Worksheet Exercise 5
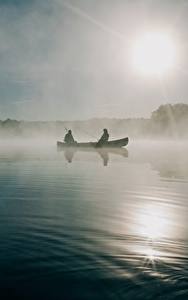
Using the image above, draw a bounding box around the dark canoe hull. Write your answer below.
[57,137,129,149]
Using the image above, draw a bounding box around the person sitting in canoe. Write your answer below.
[96,128,109,147]
[64,130,76,145]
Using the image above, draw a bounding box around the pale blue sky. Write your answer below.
[0,0,188,120]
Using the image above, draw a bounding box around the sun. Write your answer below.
[132,32,176,75]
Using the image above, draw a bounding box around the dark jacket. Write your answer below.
[99,131,109,143]
[64,132,75,144]
[97,130,109,147]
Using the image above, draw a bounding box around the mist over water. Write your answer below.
[0,140,188,299]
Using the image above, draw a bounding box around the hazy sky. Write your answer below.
[0,0,188,120]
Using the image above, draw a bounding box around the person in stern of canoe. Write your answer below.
[64,130,76,145]
[96,128,109,147]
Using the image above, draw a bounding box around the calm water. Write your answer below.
[0,140,188,300]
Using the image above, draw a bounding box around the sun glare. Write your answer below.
[132,32,176,75]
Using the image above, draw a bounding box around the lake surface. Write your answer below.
[0,140,188,299]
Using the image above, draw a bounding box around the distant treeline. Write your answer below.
[0,103,188,139]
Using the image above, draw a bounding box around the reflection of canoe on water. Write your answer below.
[61,147,128,166]
[71,147,129,157]
[61,147,128,157]
[57,137,129,149]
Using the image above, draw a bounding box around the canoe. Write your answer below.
[57,137,129,149]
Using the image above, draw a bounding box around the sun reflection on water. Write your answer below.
[137,203,171,240]
[144,247,158,262]
[130,199,175,265]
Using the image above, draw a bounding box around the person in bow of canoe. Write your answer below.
[64,129,76,144]
[96,128,109,147]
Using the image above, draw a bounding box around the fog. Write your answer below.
[1,0,188,121]
[0,1,188,173]
[0,137,188,182]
